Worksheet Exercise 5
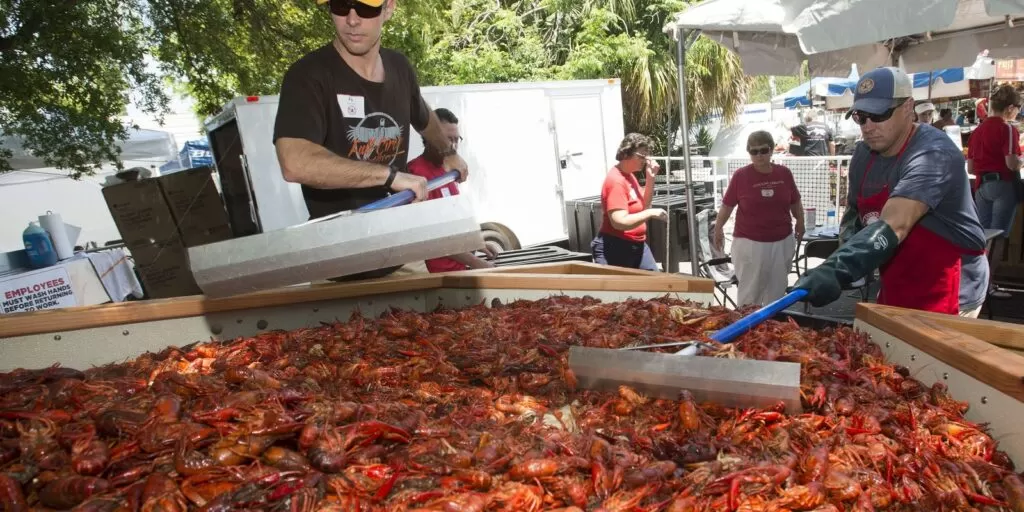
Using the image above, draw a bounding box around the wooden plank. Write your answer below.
[448,262,678,278]
[0,263,711,338]
[463,262,579,275]
[856,303,1024,403]
[441,272,715,293]
[914,313,1024,352]
[0,274,444,339]
[566,263,666,277]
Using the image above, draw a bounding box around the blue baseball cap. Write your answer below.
[846,67,914,118]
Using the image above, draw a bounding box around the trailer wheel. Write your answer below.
[481,229,513,254]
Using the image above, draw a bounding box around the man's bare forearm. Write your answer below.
[276,137,389,189]
[880,196,930,242]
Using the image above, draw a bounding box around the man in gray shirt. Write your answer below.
[793,67,989,316]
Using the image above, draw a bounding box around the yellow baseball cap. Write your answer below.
[316,0,384,6]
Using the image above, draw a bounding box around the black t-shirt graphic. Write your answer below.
[273,44,431,219]
[790,122,834,156]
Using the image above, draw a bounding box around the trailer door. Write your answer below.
[549,93,614,203]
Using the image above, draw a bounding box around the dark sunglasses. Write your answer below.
[849,99,908,126]
[329,0,384,18]
[748,147,771,156]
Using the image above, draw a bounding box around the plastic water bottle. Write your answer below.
[826,210,837,230]
[23,222,58,268]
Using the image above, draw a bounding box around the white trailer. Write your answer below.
[202,79,625,251]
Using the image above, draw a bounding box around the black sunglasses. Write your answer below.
[850,99,908,126]
[748,147,771,156]
[329,0,384,18]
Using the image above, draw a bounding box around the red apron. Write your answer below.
[857,127,983,315]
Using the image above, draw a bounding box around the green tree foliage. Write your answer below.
[2,0,754,175]
[0,0,168,177]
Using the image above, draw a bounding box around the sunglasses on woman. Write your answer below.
[329,0,384,18]
[748,147,771,156]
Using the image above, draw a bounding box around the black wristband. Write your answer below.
[383,165,399,189]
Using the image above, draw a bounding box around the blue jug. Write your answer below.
[23,222,58,268]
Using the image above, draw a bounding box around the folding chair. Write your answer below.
[694,209,738,308]
[983,229,1007,319]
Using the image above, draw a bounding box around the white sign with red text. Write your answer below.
[1,267,76,314]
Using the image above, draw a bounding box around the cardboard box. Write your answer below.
[102,180,180,247]
[102,167,234,250]
[130,239,202,299]
[158,167,233,247]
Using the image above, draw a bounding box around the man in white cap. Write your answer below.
[793,67,990,317]
[915,102,936,124]
[272,0,471,279]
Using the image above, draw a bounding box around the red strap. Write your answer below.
[860,125,918,198]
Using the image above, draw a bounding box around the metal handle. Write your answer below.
[708,289,809,344]
[355,170,461,213]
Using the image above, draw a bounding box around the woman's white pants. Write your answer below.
[732,235,795,308]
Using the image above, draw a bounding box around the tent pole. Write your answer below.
[676,28,700,277]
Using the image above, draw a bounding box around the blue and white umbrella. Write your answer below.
[910,56,996,99]
[770,66,860,110]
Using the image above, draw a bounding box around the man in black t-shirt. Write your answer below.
[789,110,835,156]
[273,0,469,222]
[272,0,471,279]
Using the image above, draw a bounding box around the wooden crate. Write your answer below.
[0,262,715,372]
[3,265,1023,466]
[856,303,1024,465]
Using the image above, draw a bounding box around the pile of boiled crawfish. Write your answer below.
[1,296,1022,511]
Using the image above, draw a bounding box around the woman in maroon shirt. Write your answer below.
[714,131,805,306]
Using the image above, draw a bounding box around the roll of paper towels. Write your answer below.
[39,211,74,260]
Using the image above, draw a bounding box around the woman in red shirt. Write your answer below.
[591,133,668,270]
[967,85,1021,297]
[714,131,805,306]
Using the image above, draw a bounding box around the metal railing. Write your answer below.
[653,155,852,225]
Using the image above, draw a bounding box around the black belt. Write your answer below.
[980,172,1004,183]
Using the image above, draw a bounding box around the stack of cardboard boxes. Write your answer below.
[102,167,233,299]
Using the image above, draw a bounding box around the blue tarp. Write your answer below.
[159,139,213,174]
[911,67,966,88]
[774,76,859,109]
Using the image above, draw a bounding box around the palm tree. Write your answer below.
[532,0,749,151]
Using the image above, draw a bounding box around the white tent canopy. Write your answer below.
[668,0,1024,76]
[1,127,178,171]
